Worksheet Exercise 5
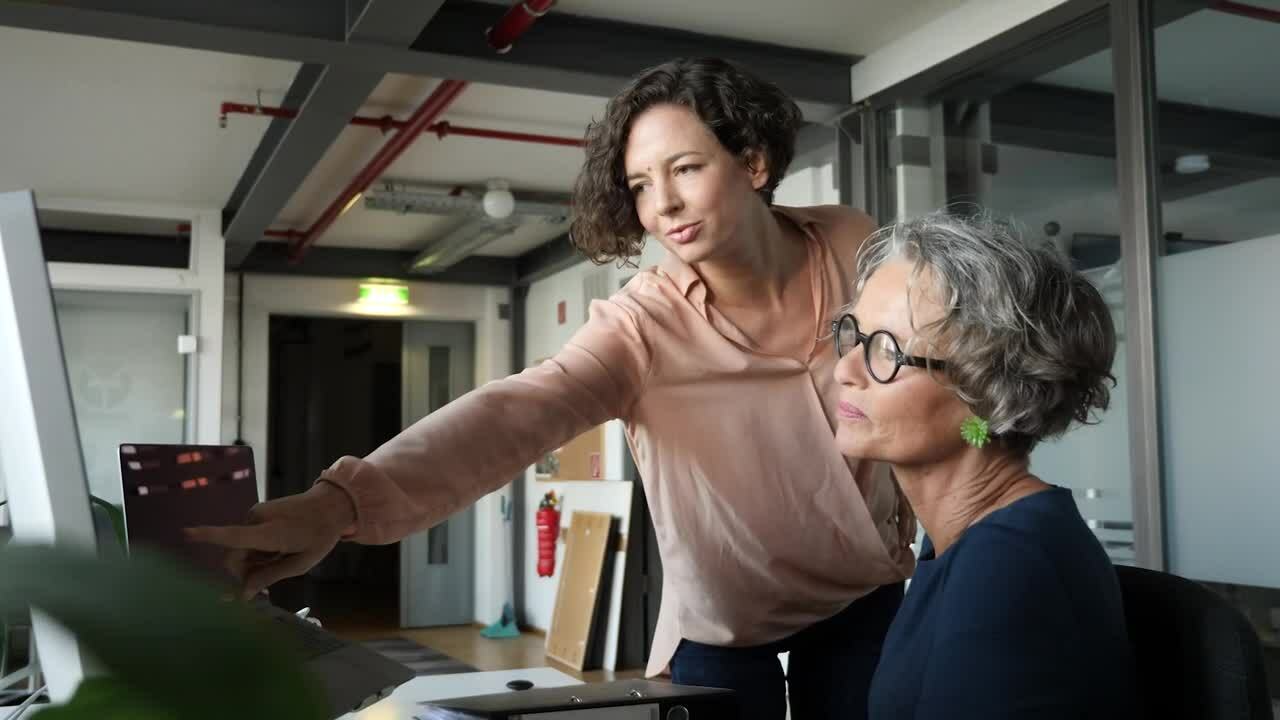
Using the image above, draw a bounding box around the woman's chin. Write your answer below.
[835,426,875,460]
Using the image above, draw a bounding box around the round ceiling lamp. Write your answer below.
[483,179,516,219]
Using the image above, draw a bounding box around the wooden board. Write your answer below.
[527,356,605,482]
[551,424,605,480]
[553,481,633,670]
[545,510,613,670]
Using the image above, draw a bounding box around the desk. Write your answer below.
[344,667,582,719]
[0,668,582,719]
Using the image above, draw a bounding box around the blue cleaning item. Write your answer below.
[481,496,521,639]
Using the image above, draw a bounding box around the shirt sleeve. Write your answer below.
[316,288,653,544]
[915,527,1085,719]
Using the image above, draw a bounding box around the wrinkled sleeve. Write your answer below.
[318,291,652,544]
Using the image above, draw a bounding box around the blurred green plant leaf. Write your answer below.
[87,496,126,548]
[28,677,175,720]
[0,544,327,720]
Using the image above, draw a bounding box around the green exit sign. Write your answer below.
[358,283,409,305]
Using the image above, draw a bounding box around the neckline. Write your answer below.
[917,486,1069,563]
[697,207,830,363]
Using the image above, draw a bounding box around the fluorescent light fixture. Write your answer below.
[340,191,364,217]
[409,219,519,273]
[358,282,409,306]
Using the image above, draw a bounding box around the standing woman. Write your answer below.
[190,57,914,720]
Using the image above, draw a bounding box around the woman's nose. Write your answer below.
[656,182,683,216]
[834,345,870,389]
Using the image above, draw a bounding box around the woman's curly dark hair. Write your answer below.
[569,57,803,264]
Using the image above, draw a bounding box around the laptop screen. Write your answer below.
[118,443,258,588]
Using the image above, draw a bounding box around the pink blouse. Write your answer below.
[319,204,916,677]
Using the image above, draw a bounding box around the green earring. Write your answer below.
[960,416,991,449]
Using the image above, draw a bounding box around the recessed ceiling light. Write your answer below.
[1175,154,1211,174]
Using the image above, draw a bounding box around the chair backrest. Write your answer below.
[1116,565,1272,720]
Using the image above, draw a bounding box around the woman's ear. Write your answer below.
[743,149,771,192]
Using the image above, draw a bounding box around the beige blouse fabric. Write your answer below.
[318,204,916,677]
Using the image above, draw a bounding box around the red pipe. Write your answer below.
[288,79,468,261]
[273,1,554,259]
[218,102,583,147]
[1211,1,1280,23]
[429,121,583,147]
[486,0,555,52]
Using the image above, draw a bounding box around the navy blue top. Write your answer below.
[868,487,1138,719]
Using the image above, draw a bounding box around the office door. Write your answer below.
[399,320,476,627]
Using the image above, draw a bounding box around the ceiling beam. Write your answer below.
[221,0,448,267]
[237,243,515,286]
[1159,167,1273,203]
[990,82,1280,200]
[0,1,857,122]
[0,0,357,60]
[410,2,857,122]
[39,229,190,269]
[221,63,323,267]
[515,234,586,287]
[883,0,1204,107]
[0,0,347,42]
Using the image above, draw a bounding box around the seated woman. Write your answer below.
[832,211,1139,718]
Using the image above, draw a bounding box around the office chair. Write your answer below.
[1116,565,1272,720]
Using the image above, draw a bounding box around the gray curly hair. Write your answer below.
[852,210,1117,455]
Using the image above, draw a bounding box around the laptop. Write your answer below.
[116,442,415,717]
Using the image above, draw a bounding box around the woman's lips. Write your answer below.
[667,222,702,245]
[839,401,867,421]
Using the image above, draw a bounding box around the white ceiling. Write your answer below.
[1041,7,1280,118]
[272,75,601,254]
[0,27,299,207]
[0,0,975,259]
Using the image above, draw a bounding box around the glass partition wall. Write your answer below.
[863,0,1280,702]
[870,9,1139,564]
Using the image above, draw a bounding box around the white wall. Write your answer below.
[54,291,189,507]
[774,161,840,208]
[41,198,225,446]
[221,272,512,624]
[849,0,1073,102]
[1160,233,1280,587]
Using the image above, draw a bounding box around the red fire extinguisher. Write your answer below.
[536,491,560,577]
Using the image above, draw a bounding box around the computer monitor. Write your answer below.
[0,190,101,703]
[118,443,260,590]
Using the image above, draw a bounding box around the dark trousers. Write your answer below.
[670,582,903,720]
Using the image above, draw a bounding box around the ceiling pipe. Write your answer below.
[282,0,557,262]
[486,0,555,52]
[1211,1,1280,23]
[219,103,584,148]
[286,79,467,262]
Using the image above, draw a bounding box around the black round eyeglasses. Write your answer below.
[831,313,947,384]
